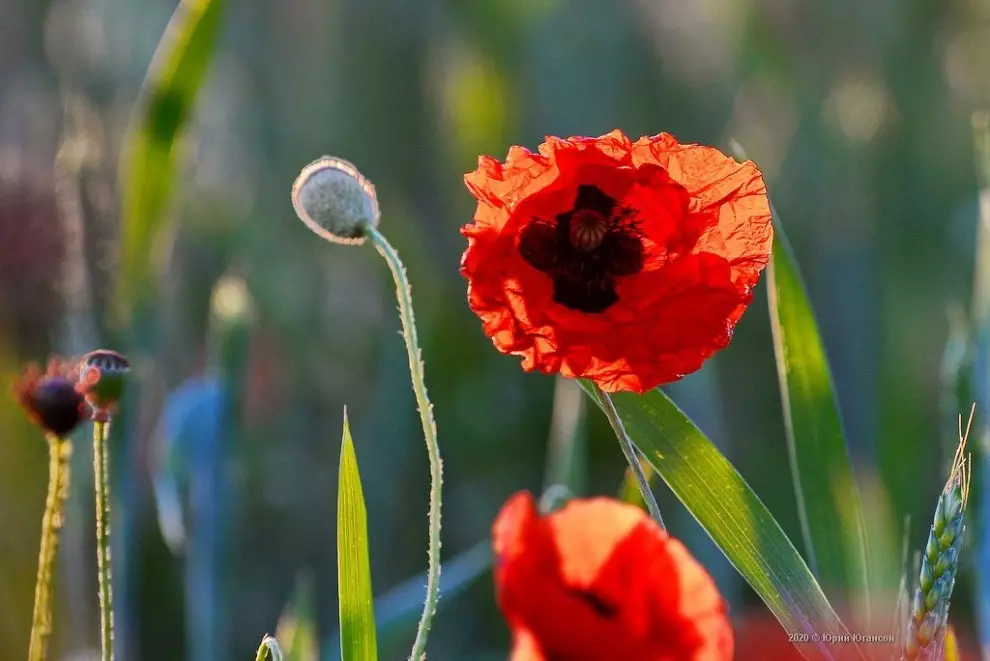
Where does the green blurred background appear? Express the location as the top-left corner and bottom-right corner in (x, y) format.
(1, 0), (987, 658)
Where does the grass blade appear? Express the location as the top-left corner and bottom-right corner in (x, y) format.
(581, 382), (858, 661)
(323, 540), (492, 661)
(115, 0), (226, 321)
(767, 222), (870, 602)
(337, 410), (378, 661)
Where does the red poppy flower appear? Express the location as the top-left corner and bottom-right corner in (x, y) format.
(492, 491), (732, 660)
(461, 130), (773, 393)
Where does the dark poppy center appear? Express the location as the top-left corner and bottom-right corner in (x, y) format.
(518, 185), (644, 313)
(569, 587), (619, 619)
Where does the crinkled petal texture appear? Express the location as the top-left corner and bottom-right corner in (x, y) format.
(493, 492), (733, 661)
(461, 130), (773, 392)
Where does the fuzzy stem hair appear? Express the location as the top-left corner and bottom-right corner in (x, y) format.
(27, 435), (72, 661)
(365, 224), (443, 661)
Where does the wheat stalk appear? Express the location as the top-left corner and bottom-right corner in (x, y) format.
(902, 405), (974, 661)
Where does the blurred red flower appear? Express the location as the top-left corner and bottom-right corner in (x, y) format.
(461, 130), (773, 393)
(492, 492), (732, 660)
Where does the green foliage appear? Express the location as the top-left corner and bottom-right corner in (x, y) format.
(767, 221), (870, 601)
(337, 411), (379, 661)
(115, 0), (226, 322)
(581, 382), (859, 661)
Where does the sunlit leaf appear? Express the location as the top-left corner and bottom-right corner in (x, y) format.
(767, 222), (870, 601)
(581, 382), (858, 661)
(337, 410), (378, 661)
(115, 0), (226, 322)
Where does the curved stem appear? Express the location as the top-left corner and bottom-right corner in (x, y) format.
(594, 386), (665, 529)
(93, 419), (115, 661)
(365, 225), (442, 661)
(28, 435), (72, 661)
(254, 635), (283, 661)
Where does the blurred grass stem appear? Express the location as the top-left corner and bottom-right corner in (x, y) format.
(594, 386), (665, 529)
(93, 419), (115, 661)
(364, 224), (443, 661)
(28, 435), (72, 661)
(255, 635), (283, 661)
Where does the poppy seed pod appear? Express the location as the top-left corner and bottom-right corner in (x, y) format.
(291, 156), (380, 245)
(13, 357), (89, 437)
(78, 349), (130, 417)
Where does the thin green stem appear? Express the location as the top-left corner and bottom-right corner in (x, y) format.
(365, 224), (442, 661)
(28, 436), (72, 661)
(93, 419), (114, 661)
(594, 386), (665, 529)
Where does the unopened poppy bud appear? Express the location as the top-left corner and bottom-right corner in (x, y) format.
(78, 349), (130, 418)
(291, 156), (380, 245)
(13, 357), (88, 437)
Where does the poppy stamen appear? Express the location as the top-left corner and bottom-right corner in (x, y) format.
(518, 185), (644, 314)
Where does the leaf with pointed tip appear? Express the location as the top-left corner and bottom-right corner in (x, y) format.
(116, 0), (225, 321)
(337, 411), (379, 661)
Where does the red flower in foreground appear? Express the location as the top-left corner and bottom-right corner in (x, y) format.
(493, 492), (732, 660)
(13, 357), (89, 437)
(461, 130), (773, 392)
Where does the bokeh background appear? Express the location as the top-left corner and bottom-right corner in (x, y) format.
(1, 0), (989, 658)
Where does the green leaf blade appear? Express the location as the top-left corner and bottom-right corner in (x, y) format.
(768, 226), (870, 603)
(116, 0), (226, 322)
(337, 410), (379, 661)
(581, 382), (857, 661)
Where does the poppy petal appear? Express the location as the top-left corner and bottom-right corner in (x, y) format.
(492, 492), (733, 660)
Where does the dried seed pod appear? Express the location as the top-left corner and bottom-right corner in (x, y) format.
(78, 349), (130, 418)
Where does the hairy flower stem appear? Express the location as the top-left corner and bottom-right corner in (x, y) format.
(594, 386), (665, 529)
(365, 224), (443, 661)
(28, 435), (72, 661)
(93, 419), (115, 661)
